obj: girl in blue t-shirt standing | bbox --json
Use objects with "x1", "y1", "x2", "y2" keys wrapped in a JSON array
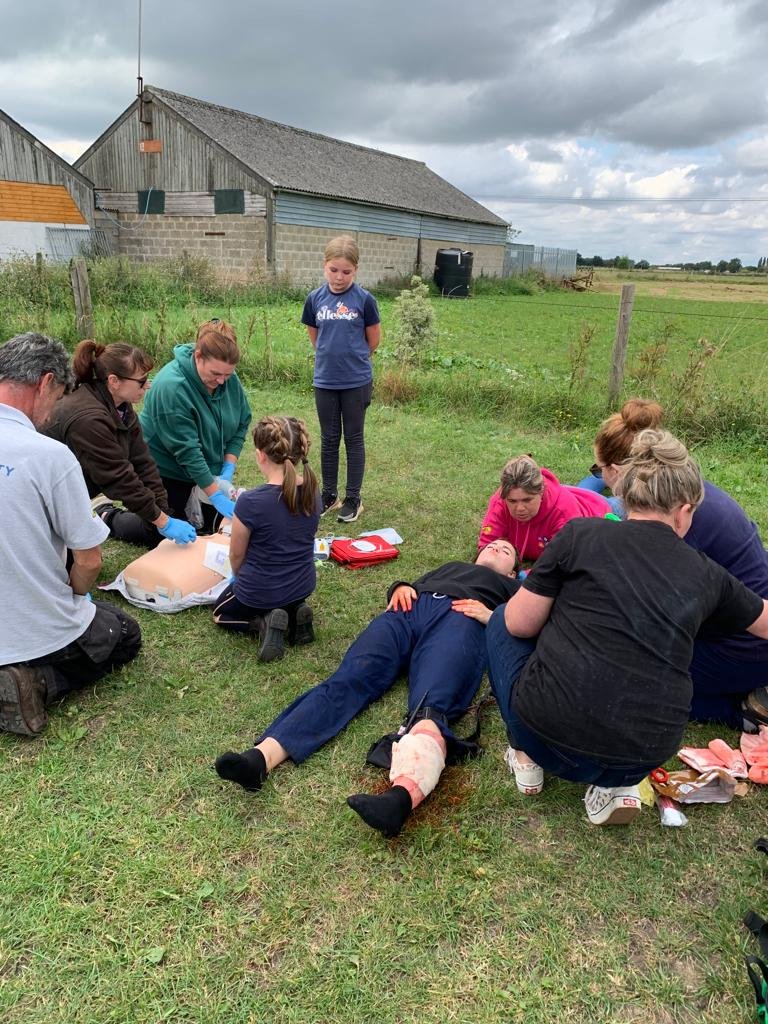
[
  {"x1": 302, "y1": 236, "x2": 381, "y2": 523},
  {"x1": 213, "y1": 416, "x2": 321, "y2": 663}
]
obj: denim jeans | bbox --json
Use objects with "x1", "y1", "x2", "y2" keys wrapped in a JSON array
[{"x1": 485, "y1": 607, "x2": 654, "y2": 786}]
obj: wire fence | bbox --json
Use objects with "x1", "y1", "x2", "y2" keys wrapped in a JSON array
[
  {"x1": 46, "y1": 227, "x2": 114, "y2": 262},
  {"x1": 503, "y1": 243, "x2": 578, "y2": 279}
]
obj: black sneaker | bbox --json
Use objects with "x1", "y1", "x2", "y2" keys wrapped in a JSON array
[
  {"x1": 291, "y1": 603, "x2": 315, "y2": 646},
  {"x1": 744, "y1": 687, "x2": 768, "y2": 726},
  {"x1": 320, "y1": 493, "x2": 341, "y2": 517},
  {"x1": 257, "y1": 609, "x2": 289, "y2": 663},
  {"x1": 337, "y1": 497, "x2": 363, "y2": 523},
  {"x1": 91, "y1": 499, "x2": 117, "y2": 525},
  {"x1": 0, "y1": 664, "x2": 50, "y2": 735}
]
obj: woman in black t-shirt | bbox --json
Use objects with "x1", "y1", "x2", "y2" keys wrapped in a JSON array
[{"x1": 486, "y1": 429, "x2": 768, "y2": 826}]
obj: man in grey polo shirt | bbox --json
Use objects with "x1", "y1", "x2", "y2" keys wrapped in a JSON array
[{"x1": 0, "y1": 333, "x2": 142, "y2": 736}]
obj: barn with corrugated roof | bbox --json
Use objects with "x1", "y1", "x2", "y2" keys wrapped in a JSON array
[
  {"x1": 75, "y1": 86, "x2": 507, "y2": 285},
  {"x1": 0, "y1": 108, "x2": 100, "y2": 262}
]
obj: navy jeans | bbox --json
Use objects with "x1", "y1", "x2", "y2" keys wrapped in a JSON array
[
  {"x1": 690, "y1": 638, "x2": 768, "y2": 727},
  {"x1": 485, "y1": 607, "x2": 654, "y2": 786},
  {"x1": 314, "y1": 382, "x2": 372, "y2": 501},
  {"x1": 258, "y1": 593, "x2": 487, "y2": 763}
]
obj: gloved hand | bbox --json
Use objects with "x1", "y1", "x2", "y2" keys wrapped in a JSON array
[
  {"x1": 213, "y1": 476, "x2": 236, "y2": 498},
  {"x1": 158, "y1": 516, "x2": 197, "y2": 545},
  {"x1": 209, "y1": 491, "x2": 236, "y2": 520},
  {"x1": 220, "y1": 461, "x2": 236, "y2": 482}
]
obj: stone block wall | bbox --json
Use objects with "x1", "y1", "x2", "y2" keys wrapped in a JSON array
[
  {"x1": 275, "y1": 223, "x2": 504, "y2": 288},
  {"x1": 275, "y1": 223, "x2": 418, "y2": 288},
  {"x1": 116, "y1": 213, "x2": 266, "y2": 278},
  {"x1": 110, "y1": 215, "x2": 504, "y2": 286}
]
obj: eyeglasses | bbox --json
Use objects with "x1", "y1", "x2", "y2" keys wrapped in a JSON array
[{"x1": 118, "y1": 374, "x2": 150, "y2": 387}]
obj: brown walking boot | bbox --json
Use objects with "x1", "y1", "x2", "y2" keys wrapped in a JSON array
[{"x1": 0, "y1": 664, "x2": 50, "y2": 735}]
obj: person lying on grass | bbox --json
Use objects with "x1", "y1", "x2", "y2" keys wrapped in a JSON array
[
  {"x1": 486, "y1": 429, "x2": 768, "y2": 827},
  {"x1": 479, "y1": 454, "x2": 610, "y2": 563},
  {"x1": 214, "y1": 540, "x2": 521, "y2": 838}
]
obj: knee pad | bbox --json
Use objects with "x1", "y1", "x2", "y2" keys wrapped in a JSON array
[{"x1": 389, "y1": 731, "x2": 446, "y2": 797}]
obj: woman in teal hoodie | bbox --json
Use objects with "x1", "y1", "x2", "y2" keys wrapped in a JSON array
[{"x1": 140, "y1": 320, "x2": 252, "y2": 532}]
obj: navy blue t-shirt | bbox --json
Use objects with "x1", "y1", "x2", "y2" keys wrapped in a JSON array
[
  {"x1": 302, "y1": 282, "x2": 380, "y2": 388},
  {"x1": 233, "y1": 484, "x2": 320, "y2": 609},
  {"x1": 685, "y1": 480, "x2": 768, "y2": 659}
]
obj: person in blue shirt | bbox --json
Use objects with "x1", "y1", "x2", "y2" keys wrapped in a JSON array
[
  {"x1": 213, "y1": 416, "x2": 320, "y2": 663},
  {"x1": 302, "y1": 236, "x2": 381, "y2": 524}
]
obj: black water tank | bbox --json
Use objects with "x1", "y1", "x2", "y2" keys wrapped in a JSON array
[{"x1": 434, "y1": 248, "x2": 474, "y2": 297}]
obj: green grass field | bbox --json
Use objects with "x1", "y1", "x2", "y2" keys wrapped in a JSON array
[{"x1": 2, "y1": 275, "x2": 768, "y2": 1023}]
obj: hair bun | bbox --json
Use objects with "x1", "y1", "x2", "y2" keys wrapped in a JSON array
[{"x1": 621, "y1": 398, "x2": 663, "y2": 432}]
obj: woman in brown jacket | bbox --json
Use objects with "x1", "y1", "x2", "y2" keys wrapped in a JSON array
[{"x1": 45, "y1": 340, "x2": 196, "y2": 548}]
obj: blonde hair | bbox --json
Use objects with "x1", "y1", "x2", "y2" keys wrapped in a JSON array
[
  {"x1": 500, "y1": 455, "x2": 543, "y2": 497},
  {"x1": 252, "y1": 416, "x2": 319, "y2": 516},
  {"x1": 324, "y1": 235, "x2": 359, "y2": 267},
  {"x1": 615, "y1": 429, "x2": 704, "y2": 513},
  {"x1": 594, "y1": 398, "x2": 663, "y2": 467}
]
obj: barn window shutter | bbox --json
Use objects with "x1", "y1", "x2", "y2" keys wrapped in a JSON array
[
  {"x1": 214, "y1": 189, "x2": 245, "y2": 214},
  {"x1": 138, "y1": 189, "x2": 165, "y2": 214}
]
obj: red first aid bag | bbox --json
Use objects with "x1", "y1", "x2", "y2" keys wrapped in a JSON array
[{"x1": 330, "y1": 534, "x2": 399, "y2": 569}]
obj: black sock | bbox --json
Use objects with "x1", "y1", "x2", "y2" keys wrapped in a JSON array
[
  {"x1": 214, "y1": 747, "x2": 268, "y2": 792},
  {"x1": 346, "y1": 785, "x2": 412, "y2": 838}
]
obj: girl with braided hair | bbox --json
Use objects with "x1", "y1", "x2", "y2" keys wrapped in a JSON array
[{"x1": 213, "y1": 416, "x2": 321, "y2": 661}]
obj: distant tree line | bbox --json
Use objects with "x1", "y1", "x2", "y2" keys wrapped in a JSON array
[{"x1": 576, "y1": 254, "x2": 768, "y2": 273}]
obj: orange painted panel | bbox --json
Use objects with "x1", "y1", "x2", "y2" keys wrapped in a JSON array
[
  {"x1": 0, "y1": 180, "x2": 87, "y2": 224},
  {"x1": 139, "y1": 139, "x2": 163, "y2": 153}
]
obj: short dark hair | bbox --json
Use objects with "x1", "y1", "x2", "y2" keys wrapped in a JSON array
[{"x1": 0, "y1": 333, "x2": 73, "y2": 390}]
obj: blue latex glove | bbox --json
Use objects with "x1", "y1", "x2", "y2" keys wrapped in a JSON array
[
  {"x1": 213, "y1": 476, "x2": 234, "y2": 497},
  {"x1": 220, "y1": 461, "x2": 236, "y2": 482},
  {"x1": 158, "y1": 516, "x2": 197, "y2": 544},
  {"x1": 209, "y1": 491, "x2": 236, "y2": 520}
]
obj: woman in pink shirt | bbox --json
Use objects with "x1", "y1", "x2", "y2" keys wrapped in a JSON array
[{"x1": 478, "y1": 455, "x2": 611, "y2": 562}]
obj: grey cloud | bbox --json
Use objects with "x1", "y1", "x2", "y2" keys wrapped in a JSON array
[
  {"x1": 572, "y1": 0, "x2": 671, "y2": 45},
  {"x1": 3, "y1": 0, "x2": 768, "y2": 262},
  {"x1": 523, "y1": 142, "x2": 565, "y2": 163}
]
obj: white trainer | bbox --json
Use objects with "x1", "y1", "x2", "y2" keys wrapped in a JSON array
[
  {"x1": 503, "y1": 746, "x2": 544, "y2": 795},
  {"x1": 584, "y1": 784, "x2": 642, "y2": 825}
]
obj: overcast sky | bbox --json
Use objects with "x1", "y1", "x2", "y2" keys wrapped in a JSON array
[{"x1": 3, "y1": 0, "x2": 768, "y2": 263}]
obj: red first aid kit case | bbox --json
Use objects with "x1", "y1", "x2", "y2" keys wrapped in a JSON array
[{"x1": 330, "y1": 534, "x2": 399, "y2": 569}]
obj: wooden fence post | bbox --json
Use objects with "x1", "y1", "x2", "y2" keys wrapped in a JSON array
[
  {"x1": 69, "y1": 257, "x2": 94, "y2": 339},
  {"x1": 608, "y1": 283, "x2": 635, "y2": 405}
]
